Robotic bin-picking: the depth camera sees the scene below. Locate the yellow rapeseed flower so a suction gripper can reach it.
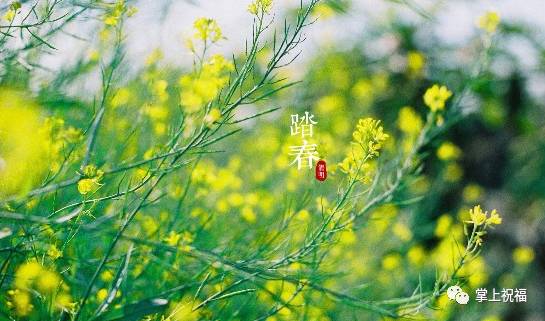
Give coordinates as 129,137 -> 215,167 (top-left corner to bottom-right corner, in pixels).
8,289 -> 33,316
512,246 -> 534,265
36,270 -> 61,293
77,178 -> 96,195
423,84 -> 452,112
486,209 -> 502,225
180,54 -> 234,113
468,205 -> 487,226
193,17 -> 223,43
248,0 -> 273,15
164,231 -> 182,246
407,51 -> 425,74
14,261 -> 42,289
382,253 -> 402,271
1,89 -> 50,198
96,288 -> 108,302
436,141 -> 462,161
397,106 -> 423,135
204,108 -> 222,126
47,244 -> 63,260
477,11 -> 501,33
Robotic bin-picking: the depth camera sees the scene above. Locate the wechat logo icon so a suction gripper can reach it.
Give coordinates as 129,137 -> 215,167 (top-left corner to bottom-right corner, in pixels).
447,285 -> 470,305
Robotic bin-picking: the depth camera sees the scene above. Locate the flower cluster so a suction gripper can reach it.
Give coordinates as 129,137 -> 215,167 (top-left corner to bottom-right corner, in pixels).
0,89 -> 50,198
248,0 -> 273,15
3,1 -> 20,21
339,118 -> 389,182
103,0 -> 137,27
477,11 -> 501,33
468,205 -> 502,227
193,17 -> 223,43
179,54 -> 234,113
6,261 -> 73,316
77,165 -> 104,195
423,84 -> 452,112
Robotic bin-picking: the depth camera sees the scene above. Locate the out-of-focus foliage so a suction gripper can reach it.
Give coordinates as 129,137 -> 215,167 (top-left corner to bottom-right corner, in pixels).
1,0 -> 544,321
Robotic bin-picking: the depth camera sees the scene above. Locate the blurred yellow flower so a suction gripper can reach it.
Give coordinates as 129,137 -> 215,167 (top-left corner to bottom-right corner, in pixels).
193,17 -> 223,43
1,89 -> 50,198
248,0 -> 273,15
204,108 -> 222,126
462,184 -> 483,202
180,54 -> 234,113
382,253 -> 402,271
7,289 -> 33,316
397,106 -> 423,135
435,214 -> 452,238
407,245 -> 426,266
47,244 -> 63,260
437,142 -> 462,161
407,51 -> 425,74
423,84 -> 452,112
96,288 -> 108,302
477,11 -> 501,33
164,231 -> 182,246
14,261 -> 42,289
512,246 -> 534,265
36,270 -> 61,293
241,206 -> 256,223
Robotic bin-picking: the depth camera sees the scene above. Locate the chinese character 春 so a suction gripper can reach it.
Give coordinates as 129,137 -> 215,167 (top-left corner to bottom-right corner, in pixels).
289,140 -> 320,170
476,288 -> 488,302
291,111 -> 317,138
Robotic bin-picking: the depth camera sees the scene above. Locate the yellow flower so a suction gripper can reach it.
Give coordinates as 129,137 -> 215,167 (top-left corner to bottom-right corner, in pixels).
407,51 -> 425,74
248,0 -> 273,15
477,11 -> 501,33
436,141 -> 462,161
407,246 -> 426,266
96,288 -> 108,302
382,253 -> 401,271
469,205 -> 487,226
512,246 -> 534,265
180,55 -> 234,113
241,206 -> 256,223
14,261 -> 43,289
8,289 -> 33,316
77,178 -> 96,195
47,244 -> 63,260
462,184 -> 483,202
77,165 -> 104,195
193,17 -> 222,43
3,9 -> 16,21
1,89 -> 50,198
55,292 -> 75,311
434,214 -> 452,238
486,209 -> 502,225
204,108 -> 222,126
397,106 -> 423,135
393,222 -> 412,241
164,231 -> 182,246
423,84 -> 452,112
111,88 -> 130,108
36,270 -> 61,293
100,270 -> 115,282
